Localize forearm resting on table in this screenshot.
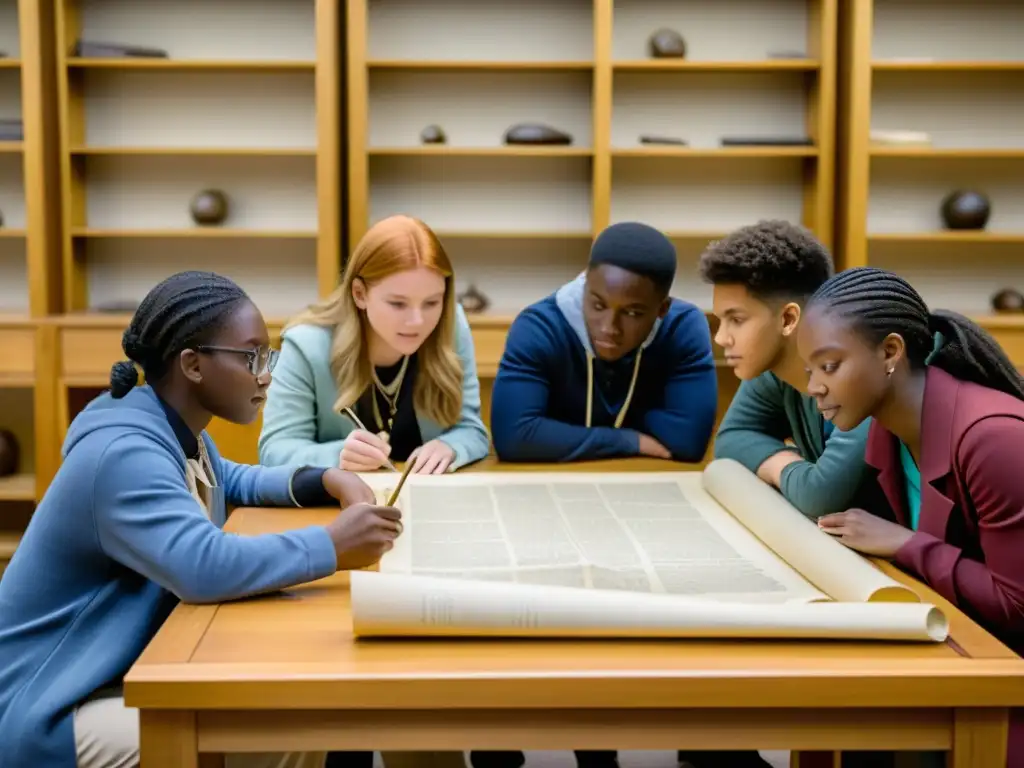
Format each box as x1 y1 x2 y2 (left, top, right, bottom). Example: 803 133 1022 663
756 449 803 487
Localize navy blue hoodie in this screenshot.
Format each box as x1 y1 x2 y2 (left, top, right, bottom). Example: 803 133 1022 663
491 273 718 462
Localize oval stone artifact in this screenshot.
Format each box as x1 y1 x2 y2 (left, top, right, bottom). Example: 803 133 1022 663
992 288 1024 314
420 124 446 144
503 123 573 145
648 28 686 58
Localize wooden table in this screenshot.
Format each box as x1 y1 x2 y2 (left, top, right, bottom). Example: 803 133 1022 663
125 459 1024 767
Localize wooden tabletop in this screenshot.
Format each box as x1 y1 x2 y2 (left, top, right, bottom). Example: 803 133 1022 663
125 458 1024 713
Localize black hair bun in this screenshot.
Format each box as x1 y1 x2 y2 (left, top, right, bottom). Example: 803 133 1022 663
109 361 140 399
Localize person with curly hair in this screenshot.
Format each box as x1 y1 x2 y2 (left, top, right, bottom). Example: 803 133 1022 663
699 220 872 520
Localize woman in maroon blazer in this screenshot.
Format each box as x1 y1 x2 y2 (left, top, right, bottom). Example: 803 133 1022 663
796 266 1024 767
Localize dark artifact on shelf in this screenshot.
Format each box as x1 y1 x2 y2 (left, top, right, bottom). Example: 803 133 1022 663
420 125 446 144
0 209 3 227
0 119 24 141
73 40 169 58
0 52 7 59
721 136 813 146
190 189 230 226
503 123 573 145
940 190 990 230
991 288 1024 314
767 50 807 59
457 284 490 314
640 135 688 145
0 429 19 478
648 28 686 58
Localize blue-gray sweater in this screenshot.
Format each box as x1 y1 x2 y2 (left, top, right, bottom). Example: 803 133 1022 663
0 386 338 767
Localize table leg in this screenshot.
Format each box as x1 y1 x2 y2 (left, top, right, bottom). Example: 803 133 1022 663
140 709 199 768
952 709 1009 768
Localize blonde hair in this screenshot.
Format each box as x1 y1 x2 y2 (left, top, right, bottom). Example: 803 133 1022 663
286 215 463 427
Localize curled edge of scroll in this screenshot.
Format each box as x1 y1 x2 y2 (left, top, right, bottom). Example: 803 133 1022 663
350 570 949 643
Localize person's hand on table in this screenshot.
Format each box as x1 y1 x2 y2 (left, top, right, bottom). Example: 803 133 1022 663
817 508 914 558
340 429 392 471
408 440 455 474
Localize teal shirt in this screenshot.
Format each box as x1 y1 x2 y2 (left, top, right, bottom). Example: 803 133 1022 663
713 372 872 518
899 441 922 531
259 304 491 472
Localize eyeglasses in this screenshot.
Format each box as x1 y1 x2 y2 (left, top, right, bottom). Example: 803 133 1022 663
196 345 280 377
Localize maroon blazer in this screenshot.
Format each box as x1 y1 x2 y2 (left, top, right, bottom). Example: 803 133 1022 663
865 366 1024 766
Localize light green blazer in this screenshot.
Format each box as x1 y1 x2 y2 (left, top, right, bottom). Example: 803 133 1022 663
258 305 491 471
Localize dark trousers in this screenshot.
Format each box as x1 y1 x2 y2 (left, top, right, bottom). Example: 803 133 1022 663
470 751 617 768
326 753 375 768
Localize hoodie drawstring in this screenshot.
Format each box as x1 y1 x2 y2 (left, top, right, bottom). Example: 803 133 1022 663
585 347 643 429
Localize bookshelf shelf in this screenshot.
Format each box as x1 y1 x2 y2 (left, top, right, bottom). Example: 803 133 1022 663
66 58 317 71
838 0 1024 336
0 60 20 69
367 60 593 71
71 228 318 239
55 0 340 319
350 0 837 361
613 59 819 72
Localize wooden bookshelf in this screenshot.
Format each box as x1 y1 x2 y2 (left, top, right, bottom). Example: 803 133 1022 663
38 0 343 480
0 0 64 581
347 0 837 378
837 0 1024 360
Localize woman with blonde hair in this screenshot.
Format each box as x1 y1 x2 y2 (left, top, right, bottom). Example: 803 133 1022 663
259 214 489 474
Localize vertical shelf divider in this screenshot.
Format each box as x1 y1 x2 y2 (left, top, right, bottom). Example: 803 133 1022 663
805 0 837 249
591 0 613 237
19 0 63 318
315 0 342 296
346 0 369 248
836 0 873 270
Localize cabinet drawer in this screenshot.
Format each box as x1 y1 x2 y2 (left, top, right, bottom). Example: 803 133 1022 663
0 327 35 379
61 329 124 377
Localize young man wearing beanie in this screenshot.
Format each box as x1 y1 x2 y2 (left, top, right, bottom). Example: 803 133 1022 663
490 220 718 464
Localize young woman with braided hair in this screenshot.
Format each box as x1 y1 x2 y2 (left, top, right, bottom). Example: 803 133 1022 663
798 266 1024 767
0 271 403 768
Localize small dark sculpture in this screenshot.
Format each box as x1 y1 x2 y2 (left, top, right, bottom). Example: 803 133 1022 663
640 135 687 145
457 285 490 314
941 190 990 230
0 429 19 477
648 28 686 58
420 125 446 144
503 123 573 145
0 209 3 228
190 189 229 226
721 136 813 146
73 40 169 58
991 288 1024 314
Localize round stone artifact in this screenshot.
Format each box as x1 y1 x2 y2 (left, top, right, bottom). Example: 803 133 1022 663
940 190 990 230
420 125 446 144
190 189 229 226
991 288 1024 314
648 28 686 58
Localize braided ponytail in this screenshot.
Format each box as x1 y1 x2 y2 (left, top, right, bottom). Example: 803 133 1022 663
807 267 1024 401
109 271 250 398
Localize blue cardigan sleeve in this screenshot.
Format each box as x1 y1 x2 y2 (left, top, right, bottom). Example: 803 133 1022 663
436 306 491 470
640 308 718 462
491 310 638 462
258 334 349 468
91 435 338 604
